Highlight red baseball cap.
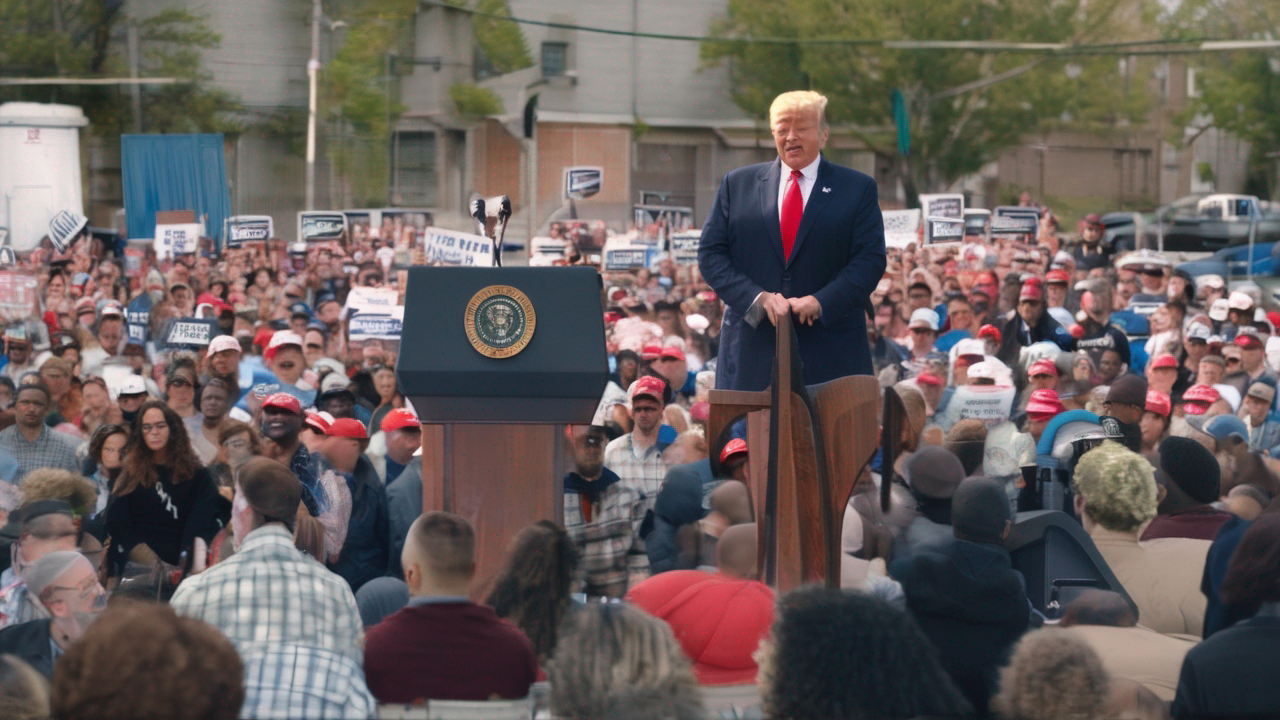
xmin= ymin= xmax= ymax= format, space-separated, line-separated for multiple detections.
xmin=1083 ymin=213 xmax=1104 ymax=228
xmin=641 ymin=345 xmax=663 ymax=361
xmin=253 ymin=326 xmax=275 ymax=351
xmin=1150 ymin=354 xmax=1179 ymax=370
xmin=1028 ymin=359 xmax=1058 ymax=378
xmin=630 ymin=376 xmax=667 ymax=404
xmin=1145 ymin=390 xmax=1172 ymax=418
xmin=262 ymin=393 xmax=302 ymax=416
xmin=1235 ymin=331 xmax=1264 ymax=350
xmin=304 ymin=411 xmax=333 ymax=434
xmin=1182 ymin=384 xmax=1221 ymax=415
xmin=1026 ymin=388 xmax=1064 ymax=419
xmin=627 ymin=571 xmax=774 ymax=685
xmin=1019 ymin=283 xmax=1043 ymax=302
xmin=719 ymin=438 xmax=748 ymax=465
xmin=689 ymin=402 xmax=710 ymax=423
xmin=1046 ymin=269 xmax=1070 ymax=285
xmin=977 ymin=325 xmax=1001 ymax=343
xmin=381 ymin=408 xmax=419 ymax=433
xmin=327 ymin=418 xmax=368 ymax=439
xmin=916 ymin=372 xmax=944 ymax=387
xmin=659 ymin=346 xmax=686 ymax=362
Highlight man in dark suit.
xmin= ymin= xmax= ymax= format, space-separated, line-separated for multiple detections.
xmin=699 ymin=91 xmax=886 ymax=392
xmin=0 ymin=550 xmax=104 ymax=679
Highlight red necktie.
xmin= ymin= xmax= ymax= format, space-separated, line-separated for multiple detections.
xmin=780 ymin=169 xmax=803 ymax=260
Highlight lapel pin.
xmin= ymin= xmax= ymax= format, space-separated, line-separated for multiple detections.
xmin=822 ymin=187 xmax=831 ymax=193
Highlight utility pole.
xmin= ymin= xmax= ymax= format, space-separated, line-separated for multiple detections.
xmin=127 ymin=0 xmax=141 ymax=133
xmin=306 ymin=0 xmax=322 ymax=211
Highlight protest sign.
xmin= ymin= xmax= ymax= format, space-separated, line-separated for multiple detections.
xmin=153 ymin=223 xmax=202 ymax=259
xmin=953 ymin=385 xmax=1017 ymax=424
xmin=298 ymin=212 xmax=348 ymax=244
xmin=883 ymin=209 xmax=922 ymax=248
xmin=0 ymin=272 xmax=38 ymax=318
xmin=565 ymin=166 xmax=603 ymax=200
xmin=348 ymin=307 xmax=404 ymax=341
xmin=225 ymin=215 xmax=273 ymax=248
xmin=919 ymin=194 xmax=964 ymax=245
xmin=605 ymin=247 xmax=650 ymax=272
xmin=342 ymin=286 xmax=400 ymax=321
xmin=123 ymin=246 xmax=146 ymax=278
xmin=164 ymin=318 xmax=217 ymax=348
xmin=126 ymin=293 xmax=152 ymax=344
xmin=670 ymin=231 xmax=701 ymax=266
xmin=421 ymin=228 xmax=494 ymax=266
xmin=991 ymin=206 xmax=1041 ymax=237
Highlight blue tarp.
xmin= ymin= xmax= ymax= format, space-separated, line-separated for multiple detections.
xmin=121 ymin=134 xmax=229 ymax=243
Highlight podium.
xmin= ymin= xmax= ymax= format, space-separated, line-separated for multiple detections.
xmin=706 ymin=315 xmax=897 ymax=592
xmin=396 ymin=267 xmax=607 ymax=588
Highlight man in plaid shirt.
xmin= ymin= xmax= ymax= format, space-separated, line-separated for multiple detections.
xmin=171 ymin=457 xmax=374 ymax=719
xmin=564 ymin=425 xmax=647 ymax=598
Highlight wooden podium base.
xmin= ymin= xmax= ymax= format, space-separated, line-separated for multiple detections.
xmin=419 ymin=424 xmax=566 ymax=596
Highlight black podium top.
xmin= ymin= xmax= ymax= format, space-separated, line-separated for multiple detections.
xmin=396 ymin=266 xmax=608 ymax=423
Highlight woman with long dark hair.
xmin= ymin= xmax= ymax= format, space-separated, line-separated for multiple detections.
xmin=104 ymin=400 xmax=229 ymax=577
xmin=485 ymin=521 xmax=579 ymax=666
xmin=85 ymin=423 xmax=128 ymax=517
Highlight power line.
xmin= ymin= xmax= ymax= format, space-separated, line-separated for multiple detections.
xmin=419 ymin=0 xmax=1268 ymax=56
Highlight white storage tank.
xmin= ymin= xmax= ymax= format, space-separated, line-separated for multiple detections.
xmin=0 ymin=102 xmax=89 ymax=252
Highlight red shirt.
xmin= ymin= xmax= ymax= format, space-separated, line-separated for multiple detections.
xmin=364 ymin=600 xmax=538 ymax=704
xmin=1140 ymin=508 xmax=1234 ymax=542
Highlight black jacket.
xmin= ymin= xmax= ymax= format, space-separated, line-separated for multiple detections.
xmin=891 ymin=539 xmax=1031 ymax=716
xmin=104 ymin=465 xmax=229 ymax=575
xmin=0 ymin=619 xmax=54 ymax=678
xmin=1172 ymin=615 xmax=1280 ymax=718
xmin=327 ymin=454 xmax=390 ymax=593
xmin=644 ymin=463 xmax=710 ymax=575
xmin=995 ymin=310 xmax=1072 ymax=366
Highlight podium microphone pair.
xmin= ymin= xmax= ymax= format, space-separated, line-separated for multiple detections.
xmin=469 ymin=195 xmax=512 ymax=268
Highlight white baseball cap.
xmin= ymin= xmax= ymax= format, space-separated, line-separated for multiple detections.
xmin=954 ymin=338 xmax=986 ymax=362
xmin=908 ymin=308 xmax=940 ymax=332
xmin=1200 ymin=274 xmax=1225 ymax=290
xmin=1186 ymin=322 xmax=1212 ymax=342
xmin=207 ymin=335 xmax=242 ymax=358
xmin=1228 ymin=291 xmax=1254 ymax=311
xmin=268 ymin=330 xmax=304 ymax=351
xmin=118 ymin=376 xmax=147 ymax=397
xmin=966 ymin=360 xmax=999 ymax=381
xmin=1209 ymin=298 xmax=1230 ymax=322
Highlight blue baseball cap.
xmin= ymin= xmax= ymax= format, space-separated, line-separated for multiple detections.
xmin=1187 ymin=413 xmax=1248 ymax=446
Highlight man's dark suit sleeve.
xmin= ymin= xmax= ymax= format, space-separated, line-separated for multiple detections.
xmin=699 ymin=175 xmax=767 ymax=316
xmin=812 ymin=178 xmax=886 ymax=323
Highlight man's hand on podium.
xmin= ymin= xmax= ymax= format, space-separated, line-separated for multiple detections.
xmin=788 ymin=295 xmax=823 ymax=326
xmin=761 ymin=292 xmax=793 ymax=326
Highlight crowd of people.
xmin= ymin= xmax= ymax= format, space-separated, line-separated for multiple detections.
xmin=0 ymin=199 xmax=1275 ymax=719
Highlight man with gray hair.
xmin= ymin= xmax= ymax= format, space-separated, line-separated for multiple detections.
xmin=1072 ymin=441 xmax=1211 ymax=637
xmin=0 ymin=550 xmax=104 ymax=678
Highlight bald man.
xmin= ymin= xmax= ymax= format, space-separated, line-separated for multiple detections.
xmin=363 ymin=512 xmax=536 ymax=704
xmin=0 ymin=551 xmax=104 ymax=678
xmin=716 ymin=523 xmax=758 ymax=580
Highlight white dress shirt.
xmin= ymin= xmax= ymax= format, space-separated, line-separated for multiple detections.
xmin=777 ymin=154 xmax=821 ymax=220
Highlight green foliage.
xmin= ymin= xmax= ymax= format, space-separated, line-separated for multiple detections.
xmin=702 ymin=0 xmax=1143 ymax=194
xmin=0 ymin=2 xmax=236 ymax=135
xmin=450 ymin=82 xmax=504 ymax=116
xmin=1165 ymin=0 xmax=1280 ymax=198
xmin=472 ymin=0 xmax=532 ymax=73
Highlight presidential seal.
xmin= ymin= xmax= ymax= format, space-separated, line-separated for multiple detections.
xmin=464 ymin=285 xmax=536 ymax=358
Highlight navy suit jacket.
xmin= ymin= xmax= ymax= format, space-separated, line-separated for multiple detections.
xmin=698 ymin=155 xmax=886 ymax=391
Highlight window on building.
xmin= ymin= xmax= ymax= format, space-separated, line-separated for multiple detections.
xmin=542 ymin=42 xmax=568 ymax=78
xmin=391 ymin=131 xmax=438 ymax=207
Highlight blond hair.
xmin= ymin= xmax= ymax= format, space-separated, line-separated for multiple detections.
xmin=769 ymin=91 xmax=828 ymax=130
xmin=993 ymin=628 xmax=1111 ymax=720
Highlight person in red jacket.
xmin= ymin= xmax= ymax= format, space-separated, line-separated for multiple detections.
xmin=363 ymin=511 xmax=537 ymax=704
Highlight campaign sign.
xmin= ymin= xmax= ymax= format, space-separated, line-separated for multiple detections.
xmin=225 ymin=216 xmax=273 ymax=248
xmin=992 ymin=206 xmax=1041 ymax=237
xmin=883 ymin=209 xmax=922 ymax=248
xmin=953 ymin=385 xmax=1017 ymax=423
xmin=154 ymin=223 xmax=202 ymax=258
xmin=927 ymin=218 xmax=965 ymax=244
xmin=126 ymin=293 xmax=152 ymax=344
xmin=421 ymin=228 xmax=494 ymax=267
xmin=348 ymin=308 xmax=404 ymax=341
xmin=564 ymin=166 xmax=603 ymax=200
xmin=670 ymin=231 xmax=701 ymax=266
xmin=165 ymin=318 xmax=217 ymax=348
xmin=299 ymin=212 xmax=348 ymax=243
xmin=343 ymin=286 xmax=401 ymax=320
xmin=605 ymin=248 xmax=649 ymax=272
xmin=0 ymin=272 xmax=38 ymax=317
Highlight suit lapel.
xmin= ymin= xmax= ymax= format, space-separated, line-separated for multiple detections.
xmin=759 ymin=159 xmax=785 ymax=264
xmin=787 ymin=155 xmax=834 ymax=269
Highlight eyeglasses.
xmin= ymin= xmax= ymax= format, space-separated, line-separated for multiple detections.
xmin=141 ymin=423 xmax=169 ymax=435
xmin=49 ymin=575 xmax=103 ymax=602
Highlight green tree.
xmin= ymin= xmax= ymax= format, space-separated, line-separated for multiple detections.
xmin=1164 ymin=0 xmax=1280 ymax=198
xmin=702 ymin=0 xmax=1143 ymax=201
xmin=0 ymin=1 xmax=238 ymax=135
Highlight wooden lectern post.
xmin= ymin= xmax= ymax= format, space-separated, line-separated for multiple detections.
xmin=707 ymin=315 xmax=886 ymax=593
xmin=397 ymin=267 xmax=607 ymax=593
